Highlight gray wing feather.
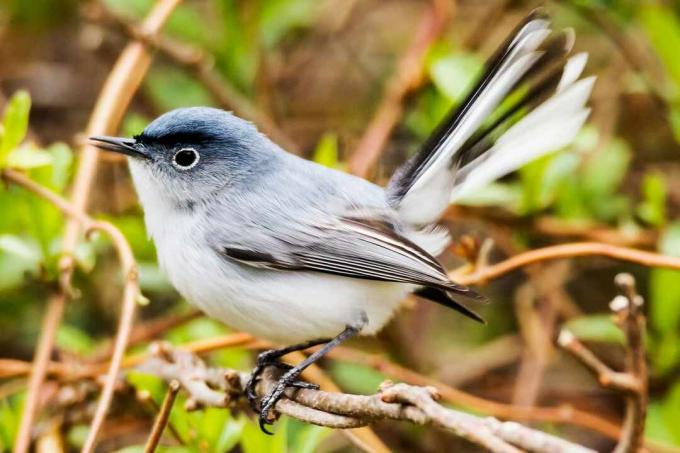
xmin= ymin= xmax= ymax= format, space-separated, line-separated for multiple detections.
xmin=215 ymin=212 xmax=481 ymax=300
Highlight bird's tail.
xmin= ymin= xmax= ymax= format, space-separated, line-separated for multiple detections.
xmin=387 ymin=10 xmax=594 ymax=226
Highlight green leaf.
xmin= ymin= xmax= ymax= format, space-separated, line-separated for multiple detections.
xmin=215 ymin=416 xmax=246 ymax=453
xmin=581 ymin=138 xmax=631 ymax=199
xmin=57 ymin=324 xmax=95 ymax=356
xmin=662 ymin=382 xmax=680 ymax=444
xmin=429 ymin=53 xmax=483 ymax=103
xmin=564 ymin=314 xmax=625 ymax=344
xmin=6 ymin=144 xmax=52 ymax=169
xmin=638 ymin=4 xmax=680 ymax=99
xmin=650 ymin=223 xmax=680 ymax=335
xmin=312 ymin=133 xmax=339 ymax=168
xmin=646 ymin=401 xmax=678 ymax=446
xmin=637 ymin=171 xmax=667 ymax=226
xmin=291 ymin=424 xmax=331 ymax=453
xmin=241 ymin=416 xmax=287 ymax=453
xmin=46 ymin=143 xmax=73 ymax=191
xmin=0 ymin=90 xmax=31 ymax=165
xmin=456 ymin=182 xmax=521 ymax=209
xmin=330 ymin=361 xmax=386 ymax=395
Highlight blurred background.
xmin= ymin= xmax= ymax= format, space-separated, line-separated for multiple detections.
xmin=1 ymin=0 xmax=680 ymax=451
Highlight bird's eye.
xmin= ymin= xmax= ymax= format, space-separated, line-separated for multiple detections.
xmin=172 ymin=148 xmax=199 ymax=170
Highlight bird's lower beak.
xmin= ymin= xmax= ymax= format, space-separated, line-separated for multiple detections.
xmin=89 ymin=135 xmax=149 ymax=159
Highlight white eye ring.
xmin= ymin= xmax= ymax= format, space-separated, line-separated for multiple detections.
xmin=172 ymin=147 xmax=200 ymax=170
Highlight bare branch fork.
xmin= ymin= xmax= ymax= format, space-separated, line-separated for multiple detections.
xmin=558 ymin=273 xmax=648 ymax=453
xmin=138 ymin=345 xmax=595 ymax=453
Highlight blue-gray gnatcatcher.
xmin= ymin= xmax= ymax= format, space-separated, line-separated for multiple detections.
xmin=91 ymin=10 xmax=593 ymax=432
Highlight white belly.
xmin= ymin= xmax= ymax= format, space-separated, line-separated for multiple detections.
xmin=152 ymin=214 xmax=410 ymax=344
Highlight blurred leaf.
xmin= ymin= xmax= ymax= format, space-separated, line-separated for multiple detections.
xmin=241 ymin=416 xmax=287 ymax=453
xmin=582 ymin=138 xmax=631 ymax=199
xmin=637 ymin=171 xmax=667 ymax=226
xmin=564 ymin=314 xmax=625 ymax=344
xmin=646 ymin=401 xmax=678 ymax=446
xmin=145 ymin=66 xmax=214 ymax=111
xmin=638 ymin=4 xmax=680 ymax=99
xmin=122 ymin=113 xmax=150 ymax=138
xmin=72 ymin=241 xmax=97 ymax=273
xmin=662 ymin=382 xmax=680 ymax=444
xmin=429 ymin=52 xmax=483 ymax=103
xmin=57 ymin=324 xmax=95 ymax=355
xmin=66 ymin=425 xmax=90 ymax=450
xmin=138 ymin=261 xmax=172 ymax=293
xmin=290 ymin=423 xmax=331 ymax=453
xmin=581 ymin=138 xmax=631 ymax=220
xmin=0 ymin=90 xmax=31 ymax=166
xmin=670 ymin=107 xmax=680 ymax=143
xmin=6 ymin=144 xmax=52 ymax=169
xmin=0 ymin=397 xmax=19 ymax=449
xmin=259 ymin=0 xmax=318 ymax=48
xmin=330 ymin=361 xmax=386 ymax=395
xmin=214 ymin=415 xmax=246 ymax=453
xmin=312 ymin=133 xmax=339 ymax=168
xmin=650 ymin=223 xmax=680 ymax=335
xmin=456 ymin=182 xmax=521 ymax=208
xmin=46 ymin=143 xmax=73 ymax=192
xmin=127 ymin=371 xmax=167 ymax=402
xmin=0 ymin=235 xmax=41 ymax=290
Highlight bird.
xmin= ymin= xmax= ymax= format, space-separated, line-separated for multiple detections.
xmin=91 ymin=10 xmax=594 ymax=433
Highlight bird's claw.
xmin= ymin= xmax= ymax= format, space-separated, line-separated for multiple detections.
xmin=257 ymin=367 xmax=319 ymax=434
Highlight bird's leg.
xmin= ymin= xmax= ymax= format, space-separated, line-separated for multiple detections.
xmin=257 ymin=314 xmax=368 ymax=434
xmin=245 ymin=337 xmax=331 ymax=412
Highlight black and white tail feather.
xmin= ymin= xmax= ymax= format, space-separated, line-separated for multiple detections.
xmin=388 ymin=10 xmax=594 ymax=226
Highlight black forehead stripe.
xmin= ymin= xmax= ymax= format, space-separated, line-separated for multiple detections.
xmin=135 ymin=130 xmax=215 ymax=145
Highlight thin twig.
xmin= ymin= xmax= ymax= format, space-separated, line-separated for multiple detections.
xmin=143 ymin=380 xmax=180 ymax=453
xmin=347 ymin=0 xmax=453 ymax=178
xmin=452 ymin=241 xmax=680 ymax=285
xmin=558 ymin=273 xmax=648 ymax=453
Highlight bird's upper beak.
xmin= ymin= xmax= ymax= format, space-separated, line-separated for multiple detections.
xmin=89 ymin=135 xmax=149 ymax=159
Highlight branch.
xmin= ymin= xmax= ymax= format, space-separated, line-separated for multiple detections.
xmin=452 ymin=241 xmax=680 ymax=286
xmin=558 ymin=273 xmax=648 ymax=453
xmin=137 ymin=346 xmax=595 ymax=453
xmin=143 ymin=380 xmax=180 ymax=453
xmin=347 ymin=0 xmax=453 ymax=177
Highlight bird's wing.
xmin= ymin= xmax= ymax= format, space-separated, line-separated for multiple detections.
xmin=214 ymin=214 xmax=485 ymax=322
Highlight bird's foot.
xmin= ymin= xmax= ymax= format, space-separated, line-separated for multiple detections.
xmin=246 ymin=347 xmax=321 ymax=433
xmin=258 ymin=366 xmax=317 ymax=433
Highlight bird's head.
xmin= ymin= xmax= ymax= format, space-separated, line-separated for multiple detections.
xmin=90 ymin=107 xmax=273 ymax=211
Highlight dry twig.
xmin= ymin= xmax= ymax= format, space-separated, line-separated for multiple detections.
xmin=558 ymin=273 xmax=648 ymax=453
xmin=143 ymin=380 xmax=180 ymax=453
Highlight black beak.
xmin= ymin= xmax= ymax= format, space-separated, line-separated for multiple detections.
xmin=89 ymin=135 xmax=149 ymax=159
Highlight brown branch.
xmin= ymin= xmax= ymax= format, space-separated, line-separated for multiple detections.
xmin=558 ymin=273 xmax=648 ymax=453
xmin=138 ymin=347 xmax=596 ymax=453
xmin=347 ymin=0 xmax=453 ymax=178
xmin=452 ymin=241 xmax=680 ymax=286
xmin=322 ymin=344 xmax=623 ymax=440
xmin=143 ymin=380 xmax=180 ymax=453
